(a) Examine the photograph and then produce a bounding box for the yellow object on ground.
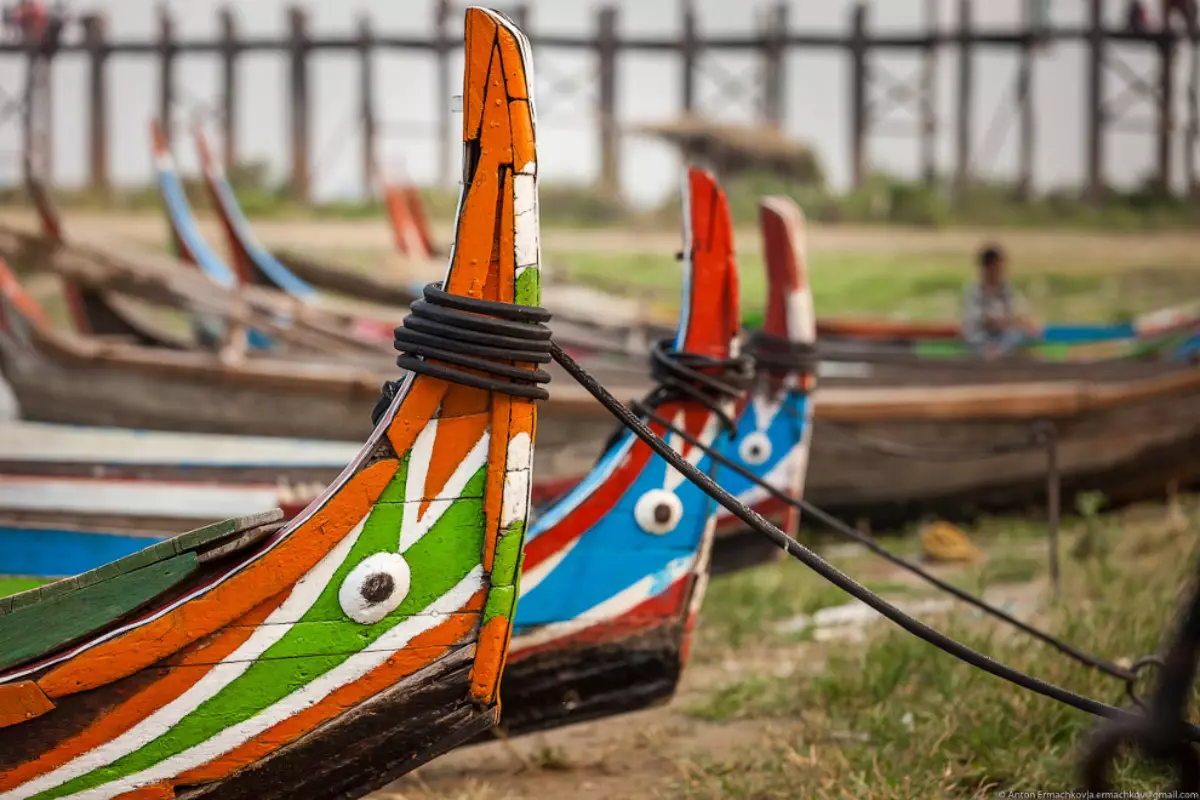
[920,521,985,564]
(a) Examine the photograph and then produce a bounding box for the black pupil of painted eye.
[653,504,673,524]
[361,573,395,604]
[749,444,762,456]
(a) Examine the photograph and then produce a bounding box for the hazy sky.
[0,0,1188,204]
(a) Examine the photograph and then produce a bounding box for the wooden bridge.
[3,0,1198,203]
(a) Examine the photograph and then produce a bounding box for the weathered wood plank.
[0,510,281,615]
[0,553,199,672]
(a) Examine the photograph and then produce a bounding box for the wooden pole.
[1086,0,1105,201]
[219,6,238,171]
[1017,0,1037,200]
[287,6,310,204]
[157,4,176,142]
[84,13,109,195]
[1188,29,1200,196]
[21,47,35,190]
[1157,0,1177,195]
[358,13,376,199]
[955,0,974,197]
[761,2,787,128]
[434,0,452,188]
[597,6,620,197]
[849,3,867,190]
[920,0,938,185]
[680,0,697,115]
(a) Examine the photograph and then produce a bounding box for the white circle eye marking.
[338,552,411,625]
[739,432,773,466]
[634,489,683,535]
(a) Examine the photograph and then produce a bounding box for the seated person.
[962,245,1040,359]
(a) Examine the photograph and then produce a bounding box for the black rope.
[630,402,1135,685]
[644,338,753,432]
[592,337,753,459]
[744,330,818,377]
[549,340,1200,741]
[371,282,552,426]
[1081,561,1200,791]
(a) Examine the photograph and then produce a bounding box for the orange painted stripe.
[418,412,490,518]
[174,590,486,784]
[114,782,175,799]
[463,10,496,141]
[439,384,490,419]
[37,460,398,699]
[482,394,511,575]
[385,377,447,460]
[0,592,287,790]
[497,170,515,303]
[0,258,54,332]
[469,611,510,705]
[496,25,528,100]
[0,681,54,728]
[509,101,534,175]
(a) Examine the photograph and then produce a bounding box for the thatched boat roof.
[636,116,823,184]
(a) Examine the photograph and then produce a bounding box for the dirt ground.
[6,206,1200,265]
[376,643,820,800]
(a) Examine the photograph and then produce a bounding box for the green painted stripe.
[0,555,199,673]
[482,584,517,628]
[515,267,540,307]
[490,521,524,588]
[40,463,488,799]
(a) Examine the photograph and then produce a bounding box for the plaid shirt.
[962,281,1025,345]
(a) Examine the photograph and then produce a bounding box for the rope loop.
[1126,655,1166,712]
[643,337,754,433]
[743,330,818,379]
[372,281,553,425]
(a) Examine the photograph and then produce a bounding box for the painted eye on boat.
[634,489,683,535]
[739,432,772,466]
[338,552,412,625]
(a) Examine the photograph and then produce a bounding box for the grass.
[546,248,1200,324]
[676,497,1200,798]
[0,576,49,596]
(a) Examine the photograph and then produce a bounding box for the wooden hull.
[0,325,627,479]
[181,647,496,800]
[494,619,683,737]
[5,327,1198,528]
[807,386,1200,528]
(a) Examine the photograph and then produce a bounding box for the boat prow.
[0,8,544,797]
[494,166,748,736]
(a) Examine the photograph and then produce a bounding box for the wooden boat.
[189,125,675,358]
[0,256,641,477]
[0,178,807,588]
[495,167,815,735]
[0,10,542,796]
[381,174,437,261]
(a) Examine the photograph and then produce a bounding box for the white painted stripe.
[0,423,359,467]
[664,413,719,493]
[526,432,636,539]
[501,468,529,528]
[787,288,817,345]
[506,431,532,472]
[512,173,540,269]
[511,556,696,654]
[0,370,413,684]
[398,426,489,554]
[61,567,485,800]
[0,477,278,521]
[8,516,371,800]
